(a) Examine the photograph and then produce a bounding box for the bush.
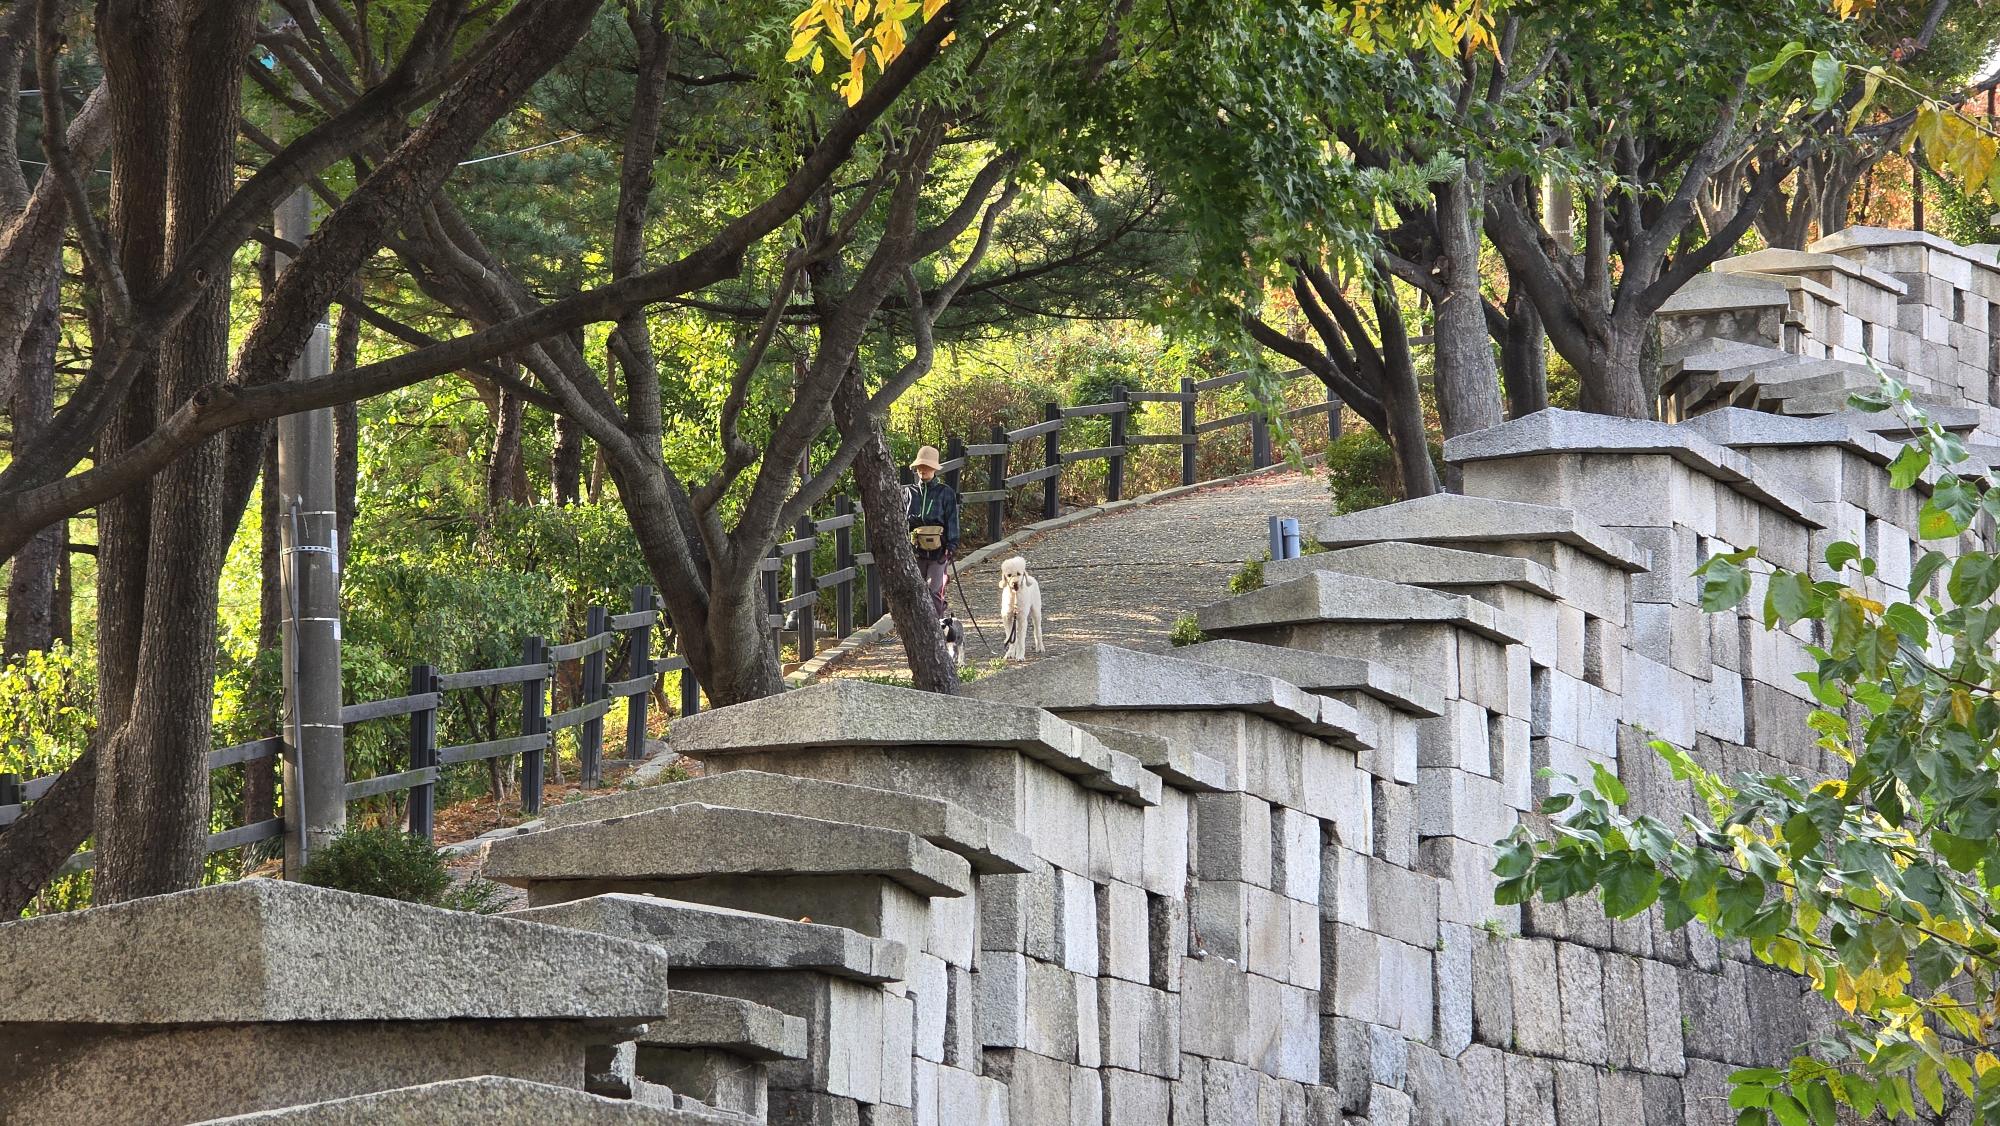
[1168,614,1206,647]
[1323,430,1443,514]
[1228,552,1267,594]
[296,825,502,913]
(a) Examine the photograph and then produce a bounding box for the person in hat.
[905,445,960,620]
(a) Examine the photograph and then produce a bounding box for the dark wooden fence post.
[764,552,783,661]
[944,435,965,494]
[580,604,609,788]
[833,497,855,639]
[987,425,1008,541]
[1107,386,1128,502]
[1179,376,1197,486]
[794,516,818,662]
[0,771,20,813]
[407,663,438,842]
[1251,409,1272,470]
[1328,383,1344,448]
[678,650,701,718]
[520,635,547,815]
[865,533,885,624]
[624,585,653,761]
[1042,402,1061,520]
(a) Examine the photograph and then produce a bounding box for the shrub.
[1323,430,1443,514]
[296,825,502,913]
[1168,614,1206,647]
[1229,552,1267,594]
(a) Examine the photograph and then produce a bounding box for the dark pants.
[920,557,949,619]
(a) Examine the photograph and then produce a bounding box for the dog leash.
[948,554,990,645]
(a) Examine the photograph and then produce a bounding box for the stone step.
[1169,638,1442,718]
[645,991,808,1061]
[1266,540,1558,600]
[510,893,906,983]
[542,769,1034,875]
[1196,569,1524,644]
[667,678,1159,806]
[1313,492,1649,573]
[483,802,974,904]
[959,642,1370,747]
[0,881,672,1126]
[188,1075,743,1124]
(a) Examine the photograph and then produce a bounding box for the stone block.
[1378,936,1436,1042]
[1141,787,1192,898]
[1275,806,1323,904]
[669,968,884,1105]
[1600,953,1647,1070]
[1364,857,1439,950]
[1098,880,1151,984]
[1023,958,1080,1062]
[976,953,1029,1049]
[1086,790,1146,887]
[1416,768,1515,845]
[186,1077,729,1124]
[1552,1062,1601,1126]
[1102,1068,1170,1125]
[1458,1045,1507,1126]
[909,955,948,1064]
[1313,489,1651,573]
[513,894,904,983]
[1642,958,1688,1075]
[978,863,1061,961]
[1503,1053,1557,1126]
[1057,868,1100,975]
[1197,791,1274,886]
[1434,923,1474,1058]
[484,802,973,905]
[1418,698,1494,775]
[1468,929,1513,1049]
[1193,879,1251,963]
[541,769,1033,876]
[1372,782,1419,867]
[642,990,805,1062]
[1556,942,1608,1065]
[1323,844,1370,929]
[1098,977,1180,1077]
[1199,570,1524,649]
[1417,837,1514,931]
[1288,897,1322,990]
[1507,938,1564,1057]
[1323,924,1379,1023]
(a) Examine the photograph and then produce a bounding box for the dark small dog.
[941,615,964,668]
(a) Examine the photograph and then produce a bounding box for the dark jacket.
[906,478,960,558]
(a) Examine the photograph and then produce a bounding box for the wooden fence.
[0,367,1339,871]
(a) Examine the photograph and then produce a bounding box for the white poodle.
[997,555,1045,660]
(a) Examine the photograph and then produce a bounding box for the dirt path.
[833,469,1332,677]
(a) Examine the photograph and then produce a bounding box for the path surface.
[834,469,1332,677]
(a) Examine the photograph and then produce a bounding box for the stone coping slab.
[1071,720,1228,793]
[508,894,905,984]
[1678,407,1901,466]
[1655,269,1792,314]
[1196,569,1524,644]
[541,769,1033,875]
[190,1076,734,1124]
[1312,492,1649,572]
[642,990,807,1062]
[1169,639,1444,718]
[1811,224,1999,266]
[1266,540,1560,599]
[959,643,1371,747]
[483,802,972,899]
[0,880,670,1026]
[669,679,1157,806]
[1439,409,1821,525]
[1713,246,1910,295]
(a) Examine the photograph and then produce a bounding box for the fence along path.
[0,367,1338,870]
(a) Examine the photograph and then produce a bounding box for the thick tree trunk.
[1500,286,1548,418]
[1431,176,1503,451]
[0,741,94,918]
[698,576,787,704]
[487,389,525,512]
[4,271,61,657]
[1578,326,1654,419]
[552,413,582,506]
[836,374,957,694]
[1380,363,1438,500]
[94,0,259,904]
[333,304,360,569]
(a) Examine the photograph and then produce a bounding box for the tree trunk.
[487,389,524,512]
[1500,286,1548,418]
[1579,324,1654,419]
[4,271,61,658]
[1430,175,1503,467]
[93,0,259,904]
[0,740,95,918]
[1380,362,1438,499]
[552,413,582,506]
[835,373,957,693]
[698,576,788,704]
[250,431,281,828]
[333,304,361,570]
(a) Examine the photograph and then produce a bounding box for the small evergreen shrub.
[296,825,502,913]
[1229,552,1267,594]
[1169,614,1206,647]
[1323,430,1444,514]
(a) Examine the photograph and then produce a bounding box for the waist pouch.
[911,524,946,552]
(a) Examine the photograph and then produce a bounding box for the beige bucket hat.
[909,445,941,471]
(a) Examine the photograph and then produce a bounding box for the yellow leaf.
[1846,68,1881,133]
[1974,1052,2000,1080]
[922,0,946,17]
[810,45,824,73]
[1951,687,1974,727]
[787,28,820,62]
[825,5,854,56]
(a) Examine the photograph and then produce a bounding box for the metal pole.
[1281,518,1301,561]
[1913,139,1925,233]
[275,187,344,874]
[1268,516,1285,562]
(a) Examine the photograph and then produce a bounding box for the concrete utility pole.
[275,187,345,873]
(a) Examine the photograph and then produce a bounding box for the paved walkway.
[834,469,1332,677]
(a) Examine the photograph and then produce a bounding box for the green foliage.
[1499,380,2000,1122]
[296,825,504,913]
[1230,553,1268,595]
[0,643,93,781]
[1169,614,1207,648]
[1325,430,1441,514]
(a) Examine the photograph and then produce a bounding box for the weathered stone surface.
[542,769,1033,875]
[1313,491,1650,572]
[484,802,972,900]
[641,990,806,1061]
[963,643,1368,746]
[1172,639,1444,718]
[1197,570,1524,644]
[508,894,905,983]
[1071,720,1228,793]
[1268,541,1561,604]
[188,1076,735,1124]
[0,880,670,1025]
[668,679,1155,804]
